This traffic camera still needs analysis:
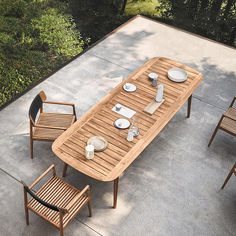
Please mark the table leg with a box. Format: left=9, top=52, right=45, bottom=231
left=187, top=95, right=192, bottom=118
left=62, top=163, right=68, bottom=177
left=113, top=177, right=119, bottom=209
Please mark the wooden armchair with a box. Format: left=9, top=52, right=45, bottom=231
left=21, top=165, right=92, bottom=236
left=29, top=91, right=77, bottom=158
left=221, top=162, right=236, bottom=189
left=208, top=96, right=236, bottom=146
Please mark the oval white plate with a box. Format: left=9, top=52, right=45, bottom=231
left=123, top=83, right=136, bottom=92
left=148, top=73, right=158, bottom=80
left=168, top=67, right=187, bottom=82
left=114, top=118, right=130, bottom=129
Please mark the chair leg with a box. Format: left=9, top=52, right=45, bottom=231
left=187, top=95, right=192, bottom=118
left=62, top=163, right=68, bottom=177
left=23, top=188, right=29, bottom=225
left=208, top=126, right=219, bottom=147
left=87, top=187, right=92, bottom=217
left=60, top=228, right=64, bottom=236
left=208, top=115, right=223, bottom=147
left=59, top=210, right=64, bottom=236
left=25, top=208, right=29, bottom=225
left=30, top=138, right=33, bottom=159
left=87, top=199, right=92, bottom=217
left=30, top=122, right=33, bottom=159
left=221, top=163, right=236, bottom=189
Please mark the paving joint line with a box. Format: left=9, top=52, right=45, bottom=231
left=75, top=217, right=103, bottom=236
left=87, top=52, right=133, bottom=72
left=0, top=167, right=21, bottom=184
left=192, top=95, right=227, bottom=111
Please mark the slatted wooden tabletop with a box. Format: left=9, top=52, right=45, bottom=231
left=52, top=57, right=203, bottom=182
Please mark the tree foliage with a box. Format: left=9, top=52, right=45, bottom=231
left=157, top=0, right=236, bottom=46
left=0, top=0, right=86, bottom=107
left=68, top=0, right=130, bottom=43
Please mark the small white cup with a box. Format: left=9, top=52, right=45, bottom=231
left=148, top=73, right=158, bottom=80
left=125, top=83, right=131, bottom=90
left=115, top=104, right=122, bottom=111
left=85, top=145, right=94, bottom=159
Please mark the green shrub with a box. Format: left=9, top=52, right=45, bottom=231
left=32, top=8, right=84, bottom=57
left=0, top=0, right=87, bottom=108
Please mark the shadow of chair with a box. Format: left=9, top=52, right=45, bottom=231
left=21, top=165, right=92, bottom=236
left=29, top=91, right=77, bottom=158
left=208, top=96, right=236, bottom=147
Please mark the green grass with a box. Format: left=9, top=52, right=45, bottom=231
left=125, top=0, right=161, bottom=17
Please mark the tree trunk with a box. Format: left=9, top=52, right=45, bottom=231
left=120, top=0, right=127, bottom=15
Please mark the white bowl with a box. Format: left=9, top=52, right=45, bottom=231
left=168, top=67, right=187, bottom=82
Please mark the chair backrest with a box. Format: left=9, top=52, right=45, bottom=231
left=28, top=91, right=47, bottom=123
left=24, top=185, right=59, bottom=212
left=29, top=94, right=43, bottom=123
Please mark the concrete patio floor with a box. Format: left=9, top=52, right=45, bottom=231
left=0, top=15, right=235, bottom=236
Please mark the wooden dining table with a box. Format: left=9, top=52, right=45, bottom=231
left=52, top=57, right=203, bottom=208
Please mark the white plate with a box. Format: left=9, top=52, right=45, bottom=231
left=123, top=83, right=136, bottom=92
left=114, top=118, right=130, bottom=129
left=148, top=73, right=158, bottom=80
left=168, top=67, right=187, bottom=82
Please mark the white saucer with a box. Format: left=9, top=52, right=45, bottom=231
left=123, top=83, right=136, bottom=92
left=114, top=118, right=130, bottom=129
left=168, top=67, right=187, bottom=82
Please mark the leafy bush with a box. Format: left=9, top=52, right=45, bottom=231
left=0, top=0, right=87, bottom=108
left=32, top=8, right=84, bottom=57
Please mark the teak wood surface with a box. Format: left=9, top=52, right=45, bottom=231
left=52, top=57, right=203, bottom=182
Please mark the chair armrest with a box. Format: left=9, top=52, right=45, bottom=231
left=29, top=165, right=56, bottom=189
left=34, top=124, right=67, bottom=130
left=229, top=96, right=236, bottom=108
left=43, top=101, right=77, bottom=117
left=223, top=113, right=236, bottom=121
left=44, top=101, right=75, bottom=106
left=65, top=185, right=90, bottom=212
